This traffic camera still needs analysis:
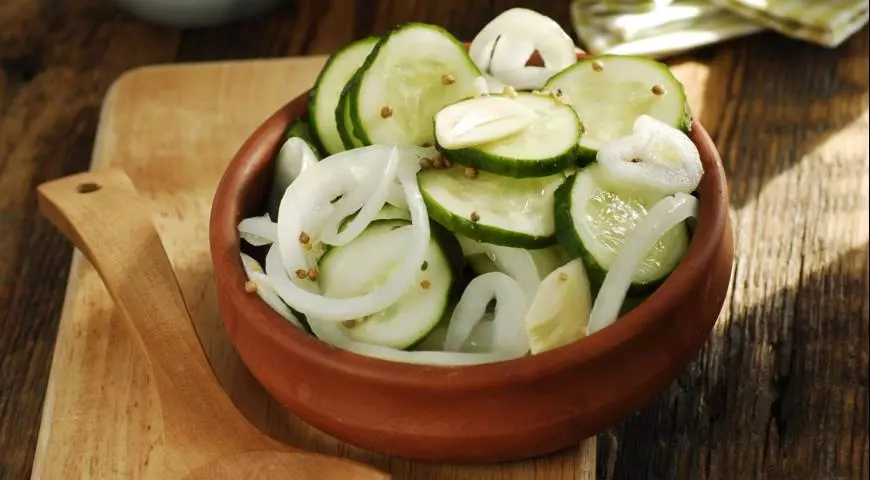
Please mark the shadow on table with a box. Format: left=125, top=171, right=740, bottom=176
left=599, top=241, right=868, bottom=479
left=674, top=27, right=868, bottom=211
left=598, top=26, right=869, bottom=478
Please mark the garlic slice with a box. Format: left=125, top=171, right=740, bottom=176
left=523, top=259, right=592, bottom=354
left=435, top=96, right=538, bottom=149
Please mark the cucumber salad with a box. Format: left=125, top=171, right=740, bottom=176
left=236, top=8, right=704, bottom=366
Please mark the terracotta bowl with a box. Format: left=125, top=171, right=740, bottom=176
left=209, top=52, right=734, bottom=463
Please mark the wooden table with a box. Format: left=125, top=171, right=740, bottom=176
left=1, top=1, right=867, bottom=479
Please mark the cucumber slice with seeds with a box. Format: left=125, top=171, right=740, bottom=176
left=348, top=23, right=481, bottom=146
left=318, top=219, right=453, bottom=349
left=553, top=164, right=689, bottom=291
left=436, top=92, right=583, bottom=178
left=544, top=55, right=692, bottom=164
left=418, top=165, right=564, bottom=248
left=309, top=36, right=379, bottom=155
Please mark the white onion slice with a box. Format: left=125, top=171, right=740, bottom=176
left=268, top=137, right=319, bottom=218
left=597, top=115, right=704, bottom=197
left=277, top=145, right=420, bottom=278
left=462, top=317, right=495, bottom=353
left=469, top=8, right=576, bottom=90
left=278, top=167, right=355, bottom=293
left=238, top=214, right=277, bottom=246
left=266, top=247, right=515, bottom=366
left=470, top=35, right=498, bottom=73
left=587, top=193, right=699, bottom=334
left=455, top=235, right=541, bottom=299
left=470, top=9, right=576, bottom=70
left=318, top=165, right=385, bottom=244
left=307, top=312, right=512, bottom=366
left=488, top=34, right=537, bottom=75
left=276, top=137, right=318, bottom=183
left=444, top=272, right=529, bottom=358
left=488, top=34, right=556, bottom=90
left=320, top=147, right=399, bottom=246
left=481, top=246, right=540, bottom=299
left=274, top=146, right=432, bottom=321
left=319, top=322, right=506, bottom=365
left=341, top=342, right=510, bottom=366
left=241, top=252, right=303, bottom=329
left=332, top=335, right=510, bottom=366
left=455, top=235, right=489, bottom=256
left=385, top=182, right=408, bottom=209
left=266, top=243, right=319, bottom=294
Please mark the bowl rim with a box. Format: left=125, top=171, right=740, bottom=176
left=209, top=56, right=728, bottom=391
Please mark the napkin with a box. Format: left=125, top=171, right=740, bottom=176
left=716, top=0, right=869, bottom=47
left=571, top=0, right=869, bottom=58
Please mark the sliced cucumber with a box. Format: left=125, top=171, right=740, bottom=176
left=553, top=164, right=689, bottom=291
left=418, top=165, right=564, bottom=248
left=336, top=82, right=366, bottom=150
left=309, top=36, right=379, bottom=155
left=544, top=55, right=692, bottom=164
left=467, top=245, right=568, bottom=279
left=372, top=204, right=411, bottom=222
left=332, top=208, right=463, bottom=277
left=429, top=220, right=466, bottom=284
left=318, top=219, right=453, bottom=349
left=455, top=235, right=569, bottom=295
left=467, top=254, right=497, bottom=275
left=348, top=23, right=481, bottom=146
left=528, top=245, right=571, bottom=277
left=436, top=92, right=583, bottom=178
left=412, top=315, right=493, bottom=353
left=336, top=204, right=411, bottom=237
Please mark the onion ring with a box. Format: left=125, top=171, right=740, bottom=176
left=587, top=192, right=699, bottom=334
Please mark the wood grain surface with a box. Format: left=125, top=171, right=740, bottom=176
left=26, top=56, right=596, bottom=480
left=0, top=1, right=867, bottom=479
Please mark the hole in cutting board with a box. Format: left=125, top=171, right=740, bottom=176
left=76, top=182, right=101, bottom=194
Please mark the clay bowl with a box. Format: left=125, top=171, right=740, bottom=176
left=209, top=52, right=734, bottom=464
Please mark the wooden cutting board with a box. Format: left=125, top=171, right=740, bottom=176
left=29, top=56, right=602, bottom=480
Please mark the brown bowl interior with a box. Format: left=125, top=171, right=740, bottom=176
left=208, top=50, right=732, bottom=462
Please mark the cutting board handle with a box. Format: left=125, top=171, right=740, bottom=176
left=37, top=168, right=239, bottom=443
left=36, top=168, right=389, bottom=480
